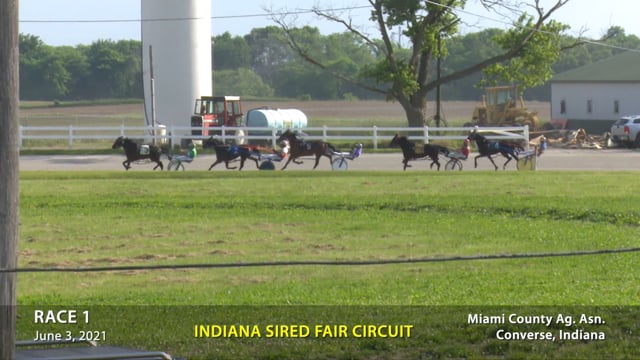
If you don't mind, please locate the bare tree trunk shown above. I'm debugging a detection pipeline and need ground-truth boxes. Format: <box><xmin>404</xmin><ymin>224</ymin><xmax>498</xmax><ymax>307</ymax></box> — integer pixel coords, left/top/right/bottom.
<box><xmin>0</xmin><ymin>0</ymin><xmax>20</xmax><ymax>359</ymax></box>
<box><xmin>398</xmin><ymin>93</ymin><xmax>428</xmax><ymax>127</ymax></box>
<box><xmin>405</xmin><ymin>106</ymin><xmax>427</xmax><ymax>127</ymax></box>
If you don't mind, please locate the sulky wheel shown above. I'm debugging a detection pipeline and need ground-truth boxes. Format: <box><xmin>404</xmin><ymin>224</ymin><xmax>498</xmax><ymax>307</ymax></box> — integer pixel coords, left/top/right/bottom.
<box><xmin>331</xmin><ymin>158</ymin><xmax>348</xmax><ymax>171</ymax></box>
<box><xmin>259</xmin><ymin>160</ymin><xmax>276</xmax><ymax>170</ymax></box>
<box><xmin>516</xmin><ymin>156</ymin><xmax>536</xmax><ymax>171</ymax></box>
<box><xmin>168</xmin><ymin>159</ymin><xmax>185</xmax><ymax>171</ymax></box>
<box><xmin>444</xmin><ymin>159</ymin><xmax>462</xmax><ymax>171</ymax></box>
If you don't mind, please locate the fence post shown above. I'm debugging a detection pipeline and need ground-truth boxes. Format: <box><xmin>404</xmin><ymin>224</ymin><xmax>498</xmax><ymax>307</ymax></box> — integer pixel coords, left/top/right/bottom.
<box><xmin>322</xmin><ymin>125</ymin><xmax>327</xmax><ymax>142</ymax></box>
<box><xmin>120</xmin><ymin>124</ymin><xmax>125</xmax><ymax>137</ymax></box>
<box><xmin>373</xmin><ymin>126</ymin><xmax>378</xmax><ymax>149</ymax></box>
<box><xmin>68</xmin><ymin>125</ymin><xmax>73</xmax><ymax>149</ymax></box>
<box><xmin>271</xmin><ymin>128</ymin><xmax>277</xmax><ymax>148</ymax></box>
<box><xmin>18</xmin><ymin>125</ymin><xmax>22</xmax><ymax>150</ymax></box>
<box><xmin>524</xmin><ymin>125</ymin><xmax>530</xmax><ymax>150</ymax></box>
<box><xmin>424</xmin><ymin>126</ymin><xmax>429</xmax><ymax>144</ymax></box>
<box><xmin>170</xmin><ymin>125</ymin><xmax>176</xmax><ymax>149</ymax></box>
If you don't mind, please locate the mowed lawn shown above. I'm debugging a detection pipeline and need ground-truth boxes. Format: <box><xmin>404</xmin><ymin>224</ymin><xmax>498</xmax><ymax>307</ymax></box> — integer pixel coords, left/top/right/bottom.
<box><xmin>16</xmin><ymin>171</ymin><xmax>639</xmax><ymax>306</ymax></box>
<box><xmin>14</xmin><ymin>170</ymin><xmax>640</xmax><ymax>359</ymax></box>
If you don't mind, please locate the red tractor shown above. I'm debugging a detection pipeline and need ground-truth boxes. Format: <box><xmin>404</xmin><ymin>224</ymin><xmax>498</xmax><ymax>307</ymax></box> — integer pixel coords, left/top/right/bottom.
<box><xmin>190</xmin><ymin>96</ymin><xmax>243</xmax><ymax>137</ymax></box>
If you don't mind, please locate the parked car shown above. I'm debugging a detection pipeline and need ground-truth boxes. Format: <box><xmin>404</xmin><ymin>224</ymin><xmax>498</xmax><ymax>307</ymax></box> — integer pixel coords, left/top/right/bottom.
<box><xmin>609</xmin><ymin>115</ymin><xmax>640</xmax><ymax>148</ymax></box>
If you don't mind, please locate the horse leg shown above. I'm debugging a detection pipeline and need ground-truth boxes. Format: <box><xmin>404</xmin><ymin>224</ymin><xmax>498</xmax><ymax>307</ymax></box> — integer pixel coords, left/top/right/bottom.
<box><xmin>431</xmin><ymin>159</ymin><xmax>441</xmax><ymax>171</ymax></box>
<box><xmin>208</xmin><ymin>160</ymin><xmax>221</xmax><ymax>170</ymax></box>
<box><xmin>402</xmin><ymin>159</ymin><xmax>411</xmax><ymax>170</ymax></box>
<box><xmin>281</xmin><ymin>157</ymin><xmax>293</xmax><ymax>170</ymax></box>
<box><xmin>505</xmin><ymin>152</ymin><xmax>518</xmax><ymax>170</ymax></box>
<box><xmin>312</xmin><ymin>155</ymin><xmax>322</xmax><ymax>170</ymax></box>
<box><xmin>224</xmin><ymin>161</ymin><xmax>237</xmax><ymax>170</ymax></box>
<box><xmin>122</xmin><ymin>160</ymin><xmax>130</xmax><ymax>170</ymax></box>
<box><xmin>502</xmin><ymin>155</ymin><xmax>512</xmax><ymax>170</ymax></box>
<box><xmin>487</xmin><ymin>155</ymin><xmax>499</xmax><ymax>171</ymax></box>
<box><xmin>239</xmin><ymin>156</ymin><xmax>246</xmax><ymax>171</ymax></box>
<box><xmin>428</xmin><ymin>155</ymin><xmax>441</xmax><ymax>171</ymax></box>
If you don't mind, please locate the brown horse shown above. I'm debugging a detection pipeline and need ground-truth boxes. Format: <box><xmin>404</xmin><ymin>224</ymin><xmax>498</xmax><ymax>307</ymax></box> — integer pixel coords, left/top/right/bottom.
<box><xmin>111</xmin><ymin>136</ymin><xmax>164</xmax><ymax>170</ymax></box>
<box><xmin>276</xmin><ymin>130</ymin><xmax>337</xmax><ymax>170</ymax></box>
<box><xmin>389</xmin><ymin>134</ymin><xmax>450</xmax><ymax>171</ymax></box>
<box><xmin>202</xmin><ymin>137</ymin><xmax>260</xmax><ymax>170</ymax></box>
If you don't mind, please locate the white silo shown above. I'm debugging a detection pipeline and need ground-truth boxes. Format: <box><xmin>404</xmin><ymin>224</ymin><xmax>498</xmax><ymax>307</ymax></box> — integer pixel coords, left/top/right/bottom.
<box><xmin>141</xmin><ymin>0</ymin><xmax>212</xmax><ymax>137</ymax></box>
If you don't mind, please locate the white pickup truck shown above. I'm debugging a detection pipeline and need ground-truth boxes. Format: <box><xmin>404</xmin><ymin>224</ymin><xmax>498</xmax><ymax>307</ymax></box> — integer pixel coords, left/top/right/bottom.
<box><xmin>609</xmin><ymin>115</ymin><xmax>640</xmax><ymax>148</ymax></box>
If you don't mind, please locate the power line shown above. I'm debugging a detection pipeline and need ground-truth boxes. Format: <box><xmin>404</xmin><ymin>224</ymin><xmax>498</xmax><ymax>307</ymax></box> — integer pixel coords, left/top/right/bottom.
<box><xmin>18</xmin><ymin>3</ymin><xmax>640</xmax><ymax>52</ymax></box>
<box><xmin>19</xmin><ymin>6</ymin><xmax>371</xmax><ymax>24</ymax></box>
<box><xmin>2</xmin><ymin>247</ymin><xmax>639</xmax><ymax>274</ymax></box>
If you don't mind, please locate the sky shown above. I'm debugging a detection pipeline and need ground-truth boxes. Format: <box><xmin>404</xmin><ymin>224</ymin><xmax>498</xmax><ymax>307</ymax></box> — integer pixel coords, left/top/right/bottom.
<box><xmin>18</xmin><ymin>0</ymin><xmax>640</xmax><ymax>47</ymax></box>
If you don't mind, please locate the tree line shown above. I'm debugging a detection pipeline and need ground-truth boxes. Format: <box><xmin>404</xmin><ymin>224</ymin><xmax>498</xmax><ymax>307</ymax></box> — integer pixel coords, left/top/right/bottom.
<box><xmin>19</xmin><ymin>25</ymin><xmax>640</xmax><ymax>102</ymax></box>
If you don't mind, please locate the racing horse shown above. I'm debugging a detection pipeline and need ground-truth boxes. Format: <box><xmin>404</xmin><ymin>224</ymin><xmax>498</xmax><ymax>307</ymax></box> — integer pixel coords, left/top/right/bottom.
<box><xmin>389</xmin><ymin>134</ymin><xmax>450</xmax><ymax>171</ymax></box>
<box><xmin>276</xmin><ymin>130</ymin><xmax>337</xmax><ymax>170</ymax></box>
<box><xmin>111</xmin><ymin>136</ymin><xmax>164</xmax><ymax>170</ymax></box>
<box><xmin>466</xmin><ymin>130</ymin><xmax>521</xmax><ymax>170</ymax></box>
<box><xmin>202</xmin><ymin>136</ymin><xmax>259</xmax><ymax>170</ymax></box>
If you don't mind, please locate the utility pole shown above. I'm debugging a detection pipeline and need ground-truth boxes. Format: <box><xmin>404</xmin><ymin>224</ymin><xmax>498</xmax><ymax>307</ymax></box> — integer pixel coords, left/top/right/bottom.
<box><xmin>0</xmin><ymin>0</ymin><xmax>20</xmax><ymax>359</ymax></box>
<box><xmin>435</xmin><ymin>32</ymin><xmax>442</xmax><ymax>128</ymax></box>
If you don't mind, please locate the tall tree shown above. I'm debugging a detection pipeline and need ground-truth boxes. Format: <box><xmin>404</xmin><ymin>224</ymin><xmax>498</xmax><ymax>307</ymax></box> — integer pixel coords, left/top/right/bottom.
<box><xmin>213</xmin><ymin>32</ymin><xmax>252</xmax><ymax>70</ymax></box>
<box><xmin>245</xmin><ymin>27</ymin><xmax>297</xmax><ymax>87</ymax></box>
<box><xmin>213</xmin><ymin>68</ymin><xmax>274</xmax><ymax>97</ymax></box>
<box><xmin>81</xmin><ymin>40</ymin><xmax>142</xmax><ymax>98</ymax></box>
<box><xmin>275</xmin><ymin>0</ymin><xmax>572</xmax><ymax>127</ymax></box>
<box><xmin>19</xmin><ymin>35</ymin><xmax>79</xmax><ymax>100</ymax></box>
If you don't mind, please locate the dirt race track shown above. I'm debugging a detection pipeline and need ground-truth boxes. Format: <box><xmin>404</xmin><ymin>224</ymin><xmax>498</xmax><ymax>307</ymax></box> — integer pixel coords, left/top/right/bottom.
<box><xmin>19</xmin><ymin>148</ymin><xmax>640</xmax><ymax>172</ymax></box>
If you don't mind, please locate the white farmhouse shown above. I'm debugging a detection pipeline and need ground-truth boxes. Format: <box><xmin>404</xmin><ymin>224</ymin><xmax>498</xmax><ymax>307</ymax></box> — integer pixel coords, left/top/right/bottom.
<box><xmin>550</xmin><ymin>51</ymin><xmax>640</xmax><ymax>133</ymax></box>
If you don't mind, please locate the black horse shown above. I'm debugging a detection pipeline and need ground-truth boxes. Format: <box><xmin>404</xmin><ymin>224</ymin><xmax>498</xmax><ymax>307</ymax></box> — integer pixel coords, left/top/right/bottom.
<box><xmin>389</xmin><ymin>134</ymin><xmax>450</xmax><ymax>171</ymax></box>
<box><xmin>111</xmin><ymin>136</ymin><xmax>164</xmax><ymax>170</ymax></box>
<box><xmin>276</xmin><ymin>130</ymin><xmax>337</xmax><ymax>170</ymax></box>
<box><xmin>466</xmin><ymin>131</ymin><xmax>521</xmax><ymax>170</ymax></box>
<box><xmin>202</xmin><ymin>137</ymin><xmax>259</xmax><ymax>170</ymax></box>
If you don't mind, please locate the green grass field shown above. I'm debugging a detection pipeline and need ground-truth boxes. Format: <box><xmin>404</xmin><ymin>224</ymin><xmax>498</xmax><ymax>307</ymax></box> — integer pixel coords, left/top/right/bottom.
<box><xmin>14</xmin><ymin>171</ymin><xmax>640</xmax><ymax>359</ymax></box>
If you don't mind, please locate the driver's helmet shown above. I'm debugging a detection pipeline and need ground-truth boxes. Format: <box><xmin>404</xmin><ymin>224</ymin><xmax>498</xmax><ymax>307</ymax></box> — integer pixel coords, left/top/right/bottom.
<box><xmin>188</xmin><ymin>142</ymin><xmax>195</xmax><ymax>149</ymax></box>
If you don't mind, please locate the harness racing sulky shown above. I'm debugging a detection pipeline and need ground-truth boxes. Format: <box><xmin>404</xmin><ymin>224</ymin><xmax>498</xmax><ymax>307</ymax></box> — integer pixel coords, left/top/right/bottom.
<box><xmin>167</xmin><ymin>141</ymin><xmax>198</xmax><ymax>171</ymax></box>
<box><xmin>443</xmin><ymin>138</ymin><xmax>471</xmax><ymax>171</ymax></box>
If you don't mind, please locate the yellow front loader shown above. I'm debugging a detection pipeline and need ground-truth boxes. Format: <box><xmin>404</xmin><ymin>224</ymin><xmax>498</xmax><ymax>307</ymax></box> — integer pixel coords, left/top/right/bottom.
<box><xmin>471</xmin><ymin>85</ymin><xmax>539</xmax><ymax>130</ymax></box>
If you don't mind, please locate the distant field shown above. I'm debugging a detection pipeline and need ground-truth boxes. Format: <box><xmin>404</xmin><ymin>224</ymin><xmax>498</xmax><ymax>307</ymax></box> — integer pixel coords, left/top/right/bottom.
<box><xmin>20</xmin><ymin>100</ymin><xmax>551</xmax><ymax>127</ymax></box>
<box><xmin>18</xmin><ymin>100</ymin><xmax>550</xmax><ymax>151</ymax></box>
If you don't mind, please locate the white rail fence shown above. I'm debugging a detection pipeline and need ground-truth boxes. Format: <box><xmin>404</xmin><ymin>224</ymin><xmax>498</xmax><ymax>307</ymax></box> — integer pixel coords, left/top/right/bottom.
<box><xmin>18</xmin><ymin>125</ymin><xmax>530</xmax><ymax>150</ymax></box>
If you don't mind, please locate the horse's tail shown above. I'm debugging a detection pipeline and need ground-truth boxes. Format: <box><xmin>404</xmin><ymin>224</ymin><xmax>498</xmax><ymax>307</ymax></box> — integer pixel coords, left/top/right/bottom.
<box><xmin>326</xmin><ymin>143</ymin><xmax>338</xmax><ymax>155</ymax></box>
<box><xmin>150</xmin><ymin>143</ymin><xmax>168</xmax><ymax>160</ymax></box>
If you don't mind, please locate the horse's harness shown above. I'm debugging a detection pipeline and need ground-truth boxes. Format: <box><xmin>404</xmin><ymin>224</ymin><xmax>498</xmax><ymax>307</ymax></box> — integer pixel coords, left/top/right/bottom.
<box><xmin>138</xmin><ymin>144</ymin><xmax>151</xmax><ymax>155</ymax></box>
<box><xmin>290</xmin><ymin>138</ymin><xmax>312</xmax><ymax>151</ymax></box>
